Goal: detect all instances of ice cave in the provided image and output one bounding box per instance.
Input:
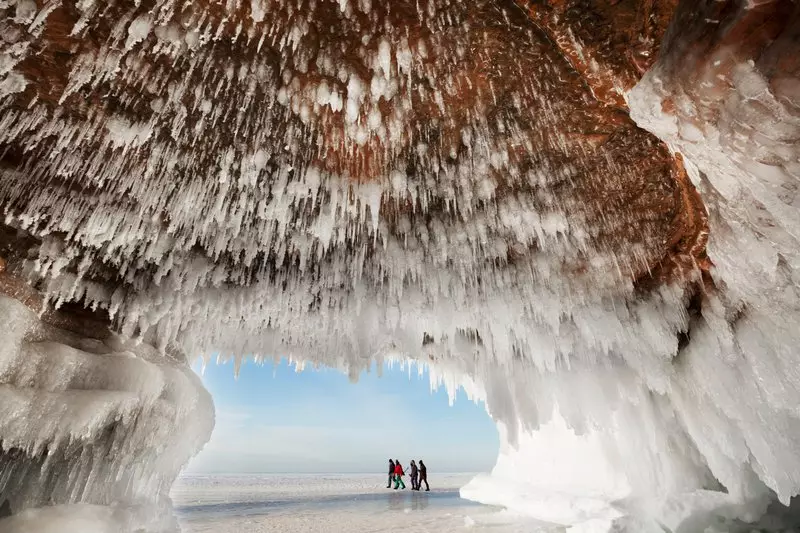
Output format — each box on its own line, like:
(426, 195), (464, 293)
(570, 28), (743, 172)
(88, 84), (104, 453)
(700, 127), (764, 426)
(0, 0), (799, 531)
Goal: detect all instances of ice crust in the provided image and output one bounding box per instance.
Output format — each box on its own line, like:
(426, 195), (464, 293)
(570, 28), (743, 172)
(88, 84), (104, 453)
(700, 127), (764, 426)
(0, 0), (799, 531)
(0, 295), (214, 532)
(170, 474), (545, 533)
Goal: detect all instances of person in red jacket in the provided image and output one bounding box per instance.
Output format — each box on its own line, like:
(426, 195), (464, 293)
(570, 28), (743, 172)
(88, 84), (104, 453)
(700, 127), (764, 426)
(393, 459), (406, 490)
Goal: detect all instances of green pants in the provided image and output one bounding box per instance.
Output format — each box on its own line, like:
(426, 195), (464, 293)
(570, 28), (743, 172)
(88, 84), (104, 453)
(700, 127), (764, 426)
(393, 474), (405, 489)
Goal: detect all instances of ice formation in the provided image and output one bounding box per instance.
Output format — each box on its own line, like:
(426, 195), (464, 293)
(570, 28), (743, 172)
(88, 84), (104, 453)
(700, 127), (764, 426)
(0, 0), (799, 531)
(0, 294), (213, 532)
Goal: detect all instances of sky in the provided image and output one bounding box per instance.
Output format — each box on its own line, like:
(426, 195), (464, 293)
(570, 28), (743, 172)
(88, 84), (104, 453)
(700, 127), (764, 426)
(185, 358), (499, 474)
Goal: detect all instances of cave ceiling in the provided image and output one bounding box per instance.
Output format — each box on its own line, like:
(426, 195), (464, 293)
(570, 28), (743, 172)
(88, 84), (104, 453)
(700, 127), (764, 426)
(0, 0), (709, 340)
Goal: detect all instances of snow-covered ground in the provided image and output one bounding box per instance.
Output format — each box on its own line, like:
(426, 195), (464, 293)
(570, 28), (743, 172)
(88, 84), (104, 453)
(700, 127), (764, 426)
(171, 473), (551, 533)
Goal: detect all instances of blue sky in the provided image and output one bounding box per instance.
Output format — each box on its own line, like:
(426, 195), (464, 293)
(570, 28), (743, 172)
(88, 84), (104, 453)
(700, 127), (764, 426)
(185, 359), (499, 474)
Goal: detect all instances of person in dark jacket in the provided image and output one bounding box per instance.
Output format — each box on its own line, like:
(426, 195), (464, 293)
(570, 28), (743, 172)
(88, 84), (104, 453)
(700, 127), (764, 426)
(393, 459), (406, 489)
(418, 460), (429, 491)
(409, 460), (419, 490)
(387, 459), (395, 488)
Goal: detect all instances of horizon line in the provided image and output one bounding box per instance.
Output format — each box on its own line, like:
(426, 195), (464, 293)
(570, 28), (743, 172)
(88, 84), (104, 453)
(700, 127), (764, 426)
(180, 470), (488, 476)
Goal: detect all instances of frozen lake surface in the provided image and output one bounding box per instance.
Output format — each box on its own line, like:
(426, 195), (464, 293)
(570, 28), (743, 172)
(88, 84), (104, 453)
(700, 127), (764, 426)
(171, 473), (549, 532)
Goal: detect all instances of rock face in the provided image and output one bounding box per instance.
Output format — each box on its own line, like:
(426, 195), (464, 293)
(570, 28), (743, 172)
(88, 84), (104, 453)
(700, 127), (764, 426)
(514, 0), (680, 106)
(0, 0), (799, 530)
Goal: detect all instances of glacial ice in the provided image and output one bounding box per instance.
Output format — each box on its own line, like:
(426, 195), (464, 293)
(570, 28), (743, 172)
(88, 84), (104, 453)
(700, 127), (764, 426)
(0, 0), (799, 531)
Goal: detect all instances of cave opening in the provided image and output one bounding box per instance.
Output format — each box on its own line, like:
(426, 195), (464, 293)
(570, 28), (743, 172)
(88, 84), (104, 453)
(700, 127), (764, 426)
(184, 357), (499, 475)
(171, 357), (505, 531)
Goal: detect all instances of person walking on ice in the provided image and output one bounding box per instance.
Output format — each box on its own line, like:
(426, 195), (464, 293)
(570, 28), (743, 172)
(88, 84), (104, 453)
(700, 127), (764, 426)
(393, 459), (406, 490)
(418, 460), (429, 491)
(387, 459), (395, 488)
(409, 460), (419, 490)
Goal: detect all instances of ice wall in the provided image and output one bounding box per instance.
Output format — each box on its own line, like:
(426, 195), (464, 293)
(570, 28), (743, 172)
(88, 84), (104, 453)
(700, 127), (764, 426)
(455, 2), (800, 530)
(0, 295), (214, 532)
(628, 0), (800, 505)
(461, 415), (630, 529)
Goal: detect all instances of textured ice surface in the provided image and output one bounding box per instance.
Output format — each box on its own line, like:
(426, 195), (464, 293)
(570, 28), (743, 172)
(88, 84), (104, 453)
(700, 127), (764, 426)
(171, 474), (549, 533)
(171, 473), (477, 507)
(0, 504), (180, 533)
(0, 295), (213, 531)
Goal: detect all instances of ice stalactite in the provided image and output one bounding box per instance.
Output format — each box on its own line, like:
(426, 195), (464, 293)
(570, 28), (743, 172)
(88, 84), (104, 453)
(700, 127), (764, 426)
(0, 0), (691, 354)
